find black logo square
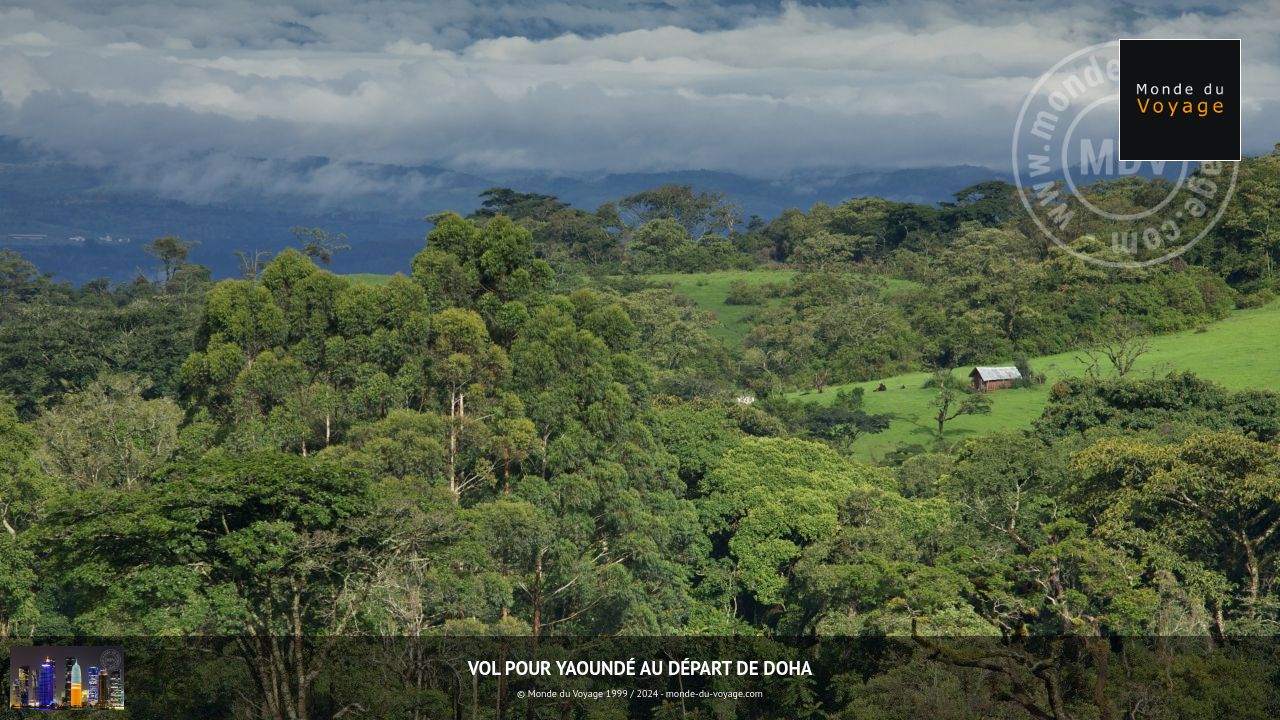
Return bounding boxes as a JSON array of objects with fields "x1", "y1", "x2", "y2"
[{"x1": 1119, "y1": 39, "x2": 1240, "y2": 161}]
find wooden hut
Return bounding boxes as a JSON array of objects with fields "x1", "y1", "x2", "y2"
[{"x1": 969, "y1": 366, "x2": 1022, "y2": 392}]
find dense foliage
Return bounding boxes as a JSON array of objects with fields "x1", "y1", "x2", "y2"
[{"x1": 3, "y1": 158, "x2": 1280, "y2": 718}]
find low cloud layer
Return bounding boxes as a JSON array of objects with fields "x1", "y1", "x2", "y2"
[{"x1": 2, "y1": 0, "x2": 1279, "y2": 201}]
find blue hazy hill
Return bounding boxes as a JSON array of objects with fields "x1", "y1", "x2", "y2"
[{"x1": 0, "y1": 138, "x2": 1006, "y2": 283}]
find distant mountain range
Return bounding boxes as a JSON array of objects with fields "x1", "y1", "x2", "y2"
[{"x1": 0, "y1": 136, "x2": 1006, "y2": 283}]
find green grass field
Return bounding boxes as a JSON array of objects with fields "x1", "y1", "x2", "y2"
[
  {"x1": 639, "y1": 270, "x2": 919, "y2": 344},
  {"x1": 792, "y1": 300, "x2": 1280, "y2": 463},
  {"x1": 639, "y1": 270, "x2": 796, "y2": 343}
]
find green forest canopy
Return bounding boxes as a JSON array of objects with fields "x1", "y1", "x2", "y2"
[{"x1": 3, "y1": 158, "x2": 1280, "y2": 718}]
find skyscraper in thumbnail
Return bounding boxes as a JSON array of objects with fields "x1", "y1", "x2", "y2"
[
  {"x1": 37, "y1": 657, "x2": 56, "y2": 708},
  {"x1": 64, "y1": 656, "x2": 73, "y2": 706},
  {"x1": 70, "y1": 658, "x2": 83, "y2": 707},
  {"x1": 98, "y1": 669, "x2": 109, "y2": 708},
  {"x1": 87, "y1": 665, "x2": 99, "y2": 706},
  {"x1": 10, "y1": 666, "x2": 33, "y2": 709},
  {"x1": 108, "y1": 670, "x2": 123, "y2": 709}
]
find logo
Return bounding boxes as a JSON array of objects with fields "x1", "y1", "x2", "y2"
[
  {"x1": 1012, "y1": 41, "x2": 1238, "y2": 268},
  {"x1": 1119, "y1": 39, "x2": 1241, "y2": 161},
  {"x1": 99, "y1": 648, "x2": 123, "y2": 672}
]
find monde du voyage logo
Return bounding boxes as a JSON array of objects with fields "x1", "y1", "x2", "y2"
[{"x1": 1013, "y1": 39, "x2": 1241, "y2": 268}]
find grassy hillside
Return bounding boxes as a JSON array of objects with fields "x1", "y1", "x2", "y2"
[
  {"x1": 792, "y1": 300, "x2": 1280, "y2": 463},
  {"x1": 639, "y1": 270, "x2": 920, "y2": 344},
  {"x1": 639, "y1": 270, "x2": 796, "y2": 343}
]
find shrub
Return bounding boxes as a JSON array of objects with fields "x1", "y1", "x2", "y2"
[
  {"x1": 1238, "y1": 288, "x2": 1276, "y2": 309},
  {"x1": 725, "y1": 280, "x2": 768, "y2": 306},
  {"x1": 1014, "y1": 356, "x2": 1045, "y2": 387}
]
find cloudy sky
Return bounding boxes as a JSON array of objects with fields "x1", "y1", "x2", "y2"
[{"x1": 2, "y1": 0, "x2": 1279, "y2": 187}]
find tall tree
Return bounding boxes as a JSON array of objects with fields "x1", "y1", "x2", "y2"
[
  {"x1": 1078, "y1": 432, "x2": 1280, "y2": 632},
  {"x1": 615, "y1": 184, "x2": 738, "y2": 238},
  {"x1": 428, "y1": 308, "x2": 511, "y2": 499},
  {"x1": 48, "y1": 452, "x2": 378, "y2": 720},
  {"x1": 932, "y1": 369, "x2": 992, "y2": 440},
  {"x1": 0, "y1": 397, "x2": 49, "y2": 640},
  {"x1": 36, "y1": 374, "x2": 183, "y2": 489},
  {"x1": 700, "y1": 437, "x2": 894, "y2": 612},
  {"x1": 291, "y1": 227, "x2": 351, "y2": 267},
  {"x1": 144, "y1": 235, "x2": 198, "y2": 282},
  {"x1": 470, "y1": 188, "x2": 568, "y2": 222}
]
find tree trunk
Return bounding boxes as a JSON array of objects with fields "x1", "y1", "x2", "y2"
[
  {"x1": 1088, "y1": 638, "x2": 1117, "y2": 720},
  {"x1": 1242, "y1": 532, "x2": 1261, "y2": 612},
  {"x1": 448, "y1": 391, "x2": 466, "y2": 498},
  {"x1": 291, "y1": 582, "x2": 309, "y2": 720},
  {"x1": 531, "y1": 552, "x2": 544, "y2": 639},
  {"x1": 1212, "y1": 602, "x2": 1226, "y2": 645}
]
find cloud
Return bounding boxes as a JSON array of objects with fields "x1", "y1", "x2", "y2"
[{"x1": 1, "y1": 0, "x2": 1278, "y2": 203}]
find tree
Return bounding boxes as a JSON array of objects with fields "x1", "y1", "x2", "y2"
[
  {"x1": 202, "y1": 279, "x2": 288, "y2": 362},
  {"x1": 144, "y1": 235, "x2": 198, "y2": 282},
  {"x1": 1076, "y1": 432, "x2": 1280, "y2": 632},
  {"x1": 791, "y1": 230, "x2": 864, "y2": 270},
  {"x1": 0, "y1": 530, "x2": 38, "y2": 639},
  {"x1": 928, "y1": 432, "x2": 1163, "y2": 720},
  {"x1": 413, "y1": 213, "x2": 553, "y2": 312},
  {"x1": 0, "y1": 284, "x2": 201, "y2": 419},
  {"x1": 321, "y1": 410, "x2": 446, "y2": 483},
  {"x1": 0, "y1": 397, "x2": 46, "y2": 538},
  {"x1": 612, "y1": 288, "x2": 734, "y2": 397},
  {"x1": 626, "y1": 218, "x2": 695, "y2": 272},
  {"x1": 1093, "y1": 314, "x2": 1152, "y2": 377},
  {"x1": 469, "y1": 187, "x2": 568, "y2": 222},
  {"x1": 534, "y1": 208, "x2": 617, "y2": 266},
  {"x1": 0, "y1": 398, "x2": 48, "y2": 639},
  {"x1": 291, "y1": 226, "x2": 351, "y2": 266},
  {"x1": 615, "y1": 184, "x2": 738, "y2": 239},
  {"x1": 429, "y1": 308, "x2": 511, "y2": 499},
  {"x1": 1036, "y1": 372, "x2": 1280, "y2": 442},
  {"x1": 939, "y1": 181, "x2": 1017, "y2": 227},
  {"x1": 35, "y1": 374, "x2": 183, "y2": 489},
  {"x1": 0, "y1": 249, "x2": 45, "y2": 306},
  {"x1": 782, "y1": 481, "x2": 970, "y2": 636},
  {"x1": 48, "y1": 452, "x2": 378, "y2": 720},
  {"x1": 235, "y1": 249, "x2": 274, "y2": 282},
  {"x1": 1200, "y1": 152, "x2": 1280, "y2": 283},
  {"x1": 797, "y1": 389, "x2": 891, "y2": 452},
  {"x1": 761, "y1": 207, "x2": 812, "y2": 261},
  {"x1": 499, "y1": 302, "x2": 704, "y2": 637},
  {"x1": 701, "y1": 437, "x2": 894, "y2": 610},
  {"x1": 931, "y1": 370, "x2": 991, "y2": 440}
]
